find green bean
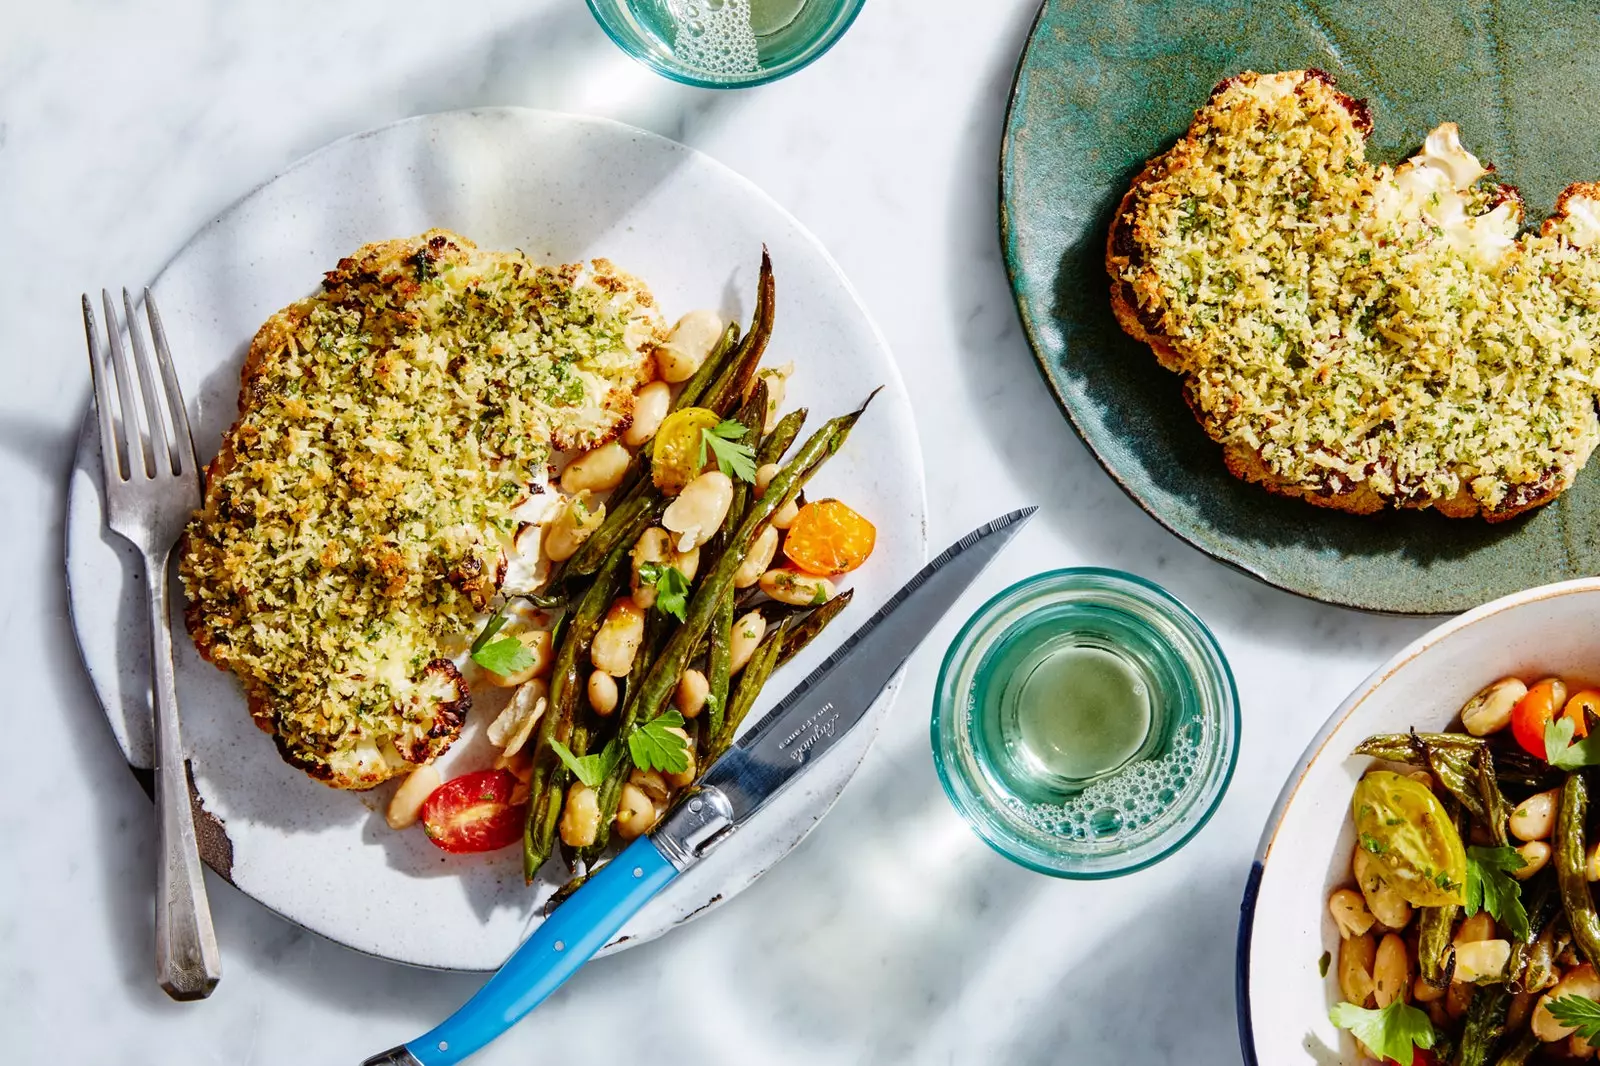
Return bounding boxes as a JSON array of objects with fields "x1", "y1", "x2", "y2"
[
  {"x1": 1472, "y1": 745, "x2": 1511, "y2": 847},
  {"x1": 1458, "y1": 984, "x2": 1511, "y2": 1066},
  {"x1": 581, "y1": 613, "x2": 670, "y2": 863},
  {"x1": 778, "y1": 590, "x2": 853, "y2": 668},
  {"x1": 672, "y1": 321, "x2": 741, "y2": 415},
  {"x1": 1556, "y1": 772, "x2": 1600, "y2": 968},
  {"x1": 702, "y1": 251, "x2": 774, "y2": 416},
  {"x1": 1419, "y1": 799, "x2": 1465, "y2": 987},
  {"x1": 1509, "y1": 871, "x2": 1560, "y2": 993},
  {"x1": 521, "y1": 520, "x2": 643, "y2": 881},
  {"x1": 1353, "y1": 734, "x2": 1557, "y2": 788},
  {"x1": 564, "y1": 493, "x2": 657, "y2": 578},
  {"x1": 711, "y1": 618, "x2": 791, "y2": 760},
  {"x1": 544, "y1": 871, "x2": 589, "y2": 915},
  {"x1": 1490, "y1": 1029, "x2": 1539, "y2": 1066},
  {"x1": 1414, "y1": 740, "x2": 1493, "y2": 828},
  {"x1": 707, "y1": 596, "x2": 733, "y2": 749},
  {"x1": 758, "y1": 408, "x2": 807, "y2": 467}
]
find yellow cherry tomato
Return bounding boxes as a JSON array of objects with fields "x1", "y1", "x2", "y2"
[
  {"x1": 651, "y1": 407, "x2": 720, "y2": 495},
  {"x1": 1350, "y1": 771, "x2": 1467, "y2": 907}
]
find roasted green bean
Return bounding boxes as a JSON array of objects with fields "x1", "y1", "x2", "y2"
[
  {"x1": 564, "y1": 493, "x2": 657, "y2": 578},
  {"x1": 711, "y1": 618, "x2": 791, "y2": 760},
  {"x1": 1555, "y1": 771, "x2": 1600, "y2": 969},
  {"x1": 702, "y1": 251, "x2": 774, "y2": 415},
  {"x1": 1490, "y1": 1029, "x2": 1539, "y2": 1066},
  {"x1": 778, "y1": 590, "x2": 853, "y2": 668},
  {"x1": 1509, "y1": 871, "x2": 1560, "y2": 993},
  {"x1": 759, "y1": 408, "x2": 807, "y2": 466},
  {"x1": 1457, "y1": 984, "x2": 1510, "y2": 1066},
  {"x1": 1354, "y1": 733, "x2": 1557, "y2": 788},
  {"x1": 707, "y1": 596, "x2": 733, "y2": 750}
]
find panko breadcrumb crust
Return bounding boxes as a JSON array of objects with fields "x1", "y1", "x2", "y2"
[
  {"x1": 1108, "y1": 70, "x2": 1600, "y2": 521},
  {"x1": 180, "y1": 230, "x2": 663, "y2": 789}
]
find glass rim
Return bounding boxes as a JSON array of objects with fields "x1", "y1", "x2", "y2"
[
  {"x1": 585, "y1": 0, "x2": 869, "y2": 90},
  {"x1": 931, "y1": 567, "x2": 1240, "y2": 879}
]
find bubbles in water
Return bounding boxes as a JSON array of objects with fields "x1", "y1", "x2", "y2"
[
  {"x1": 668, "y1": 0, "x2": 760, "y2": 76},
  {"x1": 1011, "y1": 716, "x2": 1213, "y2": 844}
]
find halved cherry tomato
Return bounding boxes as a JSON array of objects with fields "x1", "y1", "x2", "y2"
[
  {"x1": 1565, "y1": 689, "x2": 1600, "y2": 738},
  {"x1": 419, "y1": 769, "x2": 526, "y2": 853},
  {"x1": 651, "y1": 407, "x2": 720, "y2": 494},
  {"x1": 1386, "y1": 1050, "x2": 1438, "y2": 1066},
  {"x1": 782, "y1": 499, "x2": 877, "y2": 576},
  {"x1": 1510, "y1": 678, "x2": 1570, "y2": 760}
]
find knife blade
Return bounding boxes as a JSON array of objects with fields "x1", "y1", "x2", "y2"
[{"x1": 362, "y1": 507, "x2": 1035, "y2": 1066}]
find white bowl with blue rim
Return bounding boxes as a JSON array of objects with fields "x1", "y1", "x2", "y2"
[{"x1": 1237, "y1": 578, "x2": 1600, "y2": 1063}]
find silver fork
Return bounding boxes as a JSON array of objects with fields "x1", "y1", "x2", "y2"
[{"x1": 83, "y1": 288, "x2": 221, "y2": 1001}]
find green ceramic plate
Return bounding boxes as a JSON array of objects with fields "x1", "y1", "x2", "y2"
[{"x1": 1000, "y1": 0, "x2": 1600, "y2": 614}]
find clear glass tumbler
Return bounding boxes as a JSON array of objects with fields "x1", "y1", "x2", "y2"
[{"x1": 586, "y1": 0, "x2": 866, "y2": 88}]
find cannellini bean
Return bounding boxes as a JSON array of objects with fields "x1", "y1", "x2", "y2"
[
  {"x1": 1339, "y1": 933, "x2": 1377, "y2": 1008},
  {"x1": 1413, "y1": 974, "x2": 1445, "y2": 1004},
  {"x1": 1461, "y1": 677, "x2": 1529, "y2": 736},
  {"x1": 1511, "y1": 788, "x2": 1560, "y2": 842},
  {"x1": 544, "y1": 493, "x2": 605, "y2": 563},
  {"x1": 386, "y1": 765, "x2": 441, "y2": 830},
  {"x1": 663, "y1": 471, "x2": 734, "y2": 551},
  {"x1": 1587, "y1": 840, "x2": 1600, "y2": 882},
  {"x1": 614, "y1": 783, "x2": 658, "y2": 841},
  {"x1": 771, "y1": 496, "x2": 800, "y2": 530},
  {"x1": 559, "y1": 783, "x2": 600, "y2": 848},
  {"x1": 735, "y1": 525, "x2": 780, "y2": 589},
  {"x1": 1328, "y1": 888, "x2": 1376, "y2": 939},
  {"x1": 1516, "y1": 840, "x2": 1552, "y2": 880},
  {"x1": 1453, "y1": 940, "x2": 1511, "y2": 984},
  {"x1": 1373, "y1": 933, "x2": 1411, "y2": 1007},
  {"x1": 1456, "y1": 911, "x2": 1497, "y2": 945},
  {"x1": 756, "y1": 362, "x2": 793, "y2": 434},
  {"x1": 1575, "y1": 1033, "x2": 1599, "y2": 1060},
  {"x1": 629, "y1": 768, "x2": 671, "y2": 806},
  {"x1": 488, "y1": 678, "x2": 548, "y2": 757},
  {"x1": 561, "y1": 440, "x2": 630, "y2": 495},
  {"x1": 675, "y1": 544, "x2": 701, "y2": 583},
  {"x1": 623, "y1": 381, "x2": 672, "y2": 448},
  {"x1": 754, "y1": 462, "x2": 780, "y2": 497},
  {"x1": 1446, "y1": 975, "x2": 1473, "y2": 1019},
  {"x1": 676, "y1": 669, "x2": 709, "y2": 719},
  {"x1": 760, "y1": 567, "x2": 834, "y2": 606},
  {"x1": 1535, "y1": 965, "x2": 1600, "y2": 1041},
  {"x1": 656, "y1": 310, "x2": 724, "y2": 383},
  {"x1": 587, "y1": 670, "x2": 618, "y2": 716},
  {"x1": 730, "y1": 610, "x2": 767, "y2": 675},
  {"x1": 664, "y1": 728, "x2": 696, "y2": 790},
  {"x1": 485, "y1": 629, "x2": 553, "y2": 687},
  {"x1": 592, "y1": 598, "x2": 646, "y2": 677},
  {"x1": 631, "y1": 527, "x2": 671, "y2": 609},
  {"x1": 1354, "y1": 848, "x2": 1413, "y2": 930}
]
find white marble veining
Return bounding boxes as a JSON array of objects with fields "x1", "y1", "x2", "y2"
[{"x1": 1, "y1": 3, "x2": 1434, "y2": 1063}]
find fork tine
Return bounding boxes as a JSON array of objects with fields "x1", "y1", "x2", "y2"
[
  {"x1": 102, "y1": 289, "x2": 151, "y2": 479},
  {"x1": 123, "y1": 288, "x2": 174, "y2": 476},
  {"x1": 82, "y1": 295, "x2": 128, "y2": 482},
  {"x1": 143, "y1": 289, "x2": 198, "y2": 479}
]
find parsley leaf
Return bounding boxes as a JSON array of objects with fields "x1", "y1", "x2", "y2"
[
  {"x1": 1328, "y1": 1001, "x2": 1436, "y2": 1064},
  {"x1": 472, "y1": 635, "x2": 536, "y2": 677},
  {"x1": 1464, "y1": 845, "x2": 1529, "y2": 941},
  {"x1": 1545, "y1": 717, "x2": 1600, "y2": 769},
  {"x1": 700, "y1": 421, "x2": 757, "y2": 482},
  {"x1": 638, "y1": 561, "x2": 691, "y2": 622},
  {"x1": 629, "y1": 711, "x2": 692, "y2": 775},
  {"x1": 1550, "y1": 995, "x2": 1600, "y2": 1044},
  {"x1": 550, "y1": 738, "x2": 621, "y2": 789},
  {"x1": 470, "y1": 602, "x2": 511, "y2": 654}
]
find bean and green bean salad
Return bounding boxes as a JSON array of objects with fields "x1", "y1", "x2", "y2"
[
  {"x1": 1329, "y1": 675, "x2": 1600, "y2": 1065},
  {"x1": 383, "y1": 253, "x2": 883, "y2": 891}
]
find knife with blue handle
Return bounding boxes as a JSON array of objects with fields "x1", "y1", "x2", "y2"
[{"x1": 362, "y1": 508, "x2": 1035, "y2": 1066}]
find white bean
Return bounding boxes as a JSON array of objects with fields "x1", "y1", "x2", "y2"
[
  {"x1": 1461, "y1": 677, "x2": 1529, "y2": 736},
  {"x1": 1535, "y1": 965, "x2": 1600, "y2": 1041},
  {"x1": 559, "y1": 783, "x2": 600, "y2": 848},
  {"x1": 656, "y1": 310, "x2": 724, "y2": 383},
  {"x1": 1354, "y1": 848, "x2": 1413, "y2": 930},
  {"x1": 623, "y1": 381, "x2": 672, "y2": 448},
  {"x1": 756, "y1": 362, "x2": 793, "y2": 434},
  {"x1": 759, "y1": 567, "x2": 834, "y2": 607},
  {"x1": 662, "y1": 471, "x2": 733, "y2": 551},
  {"x1": 630, "y1": 527, "x2": 671, "y2": 609},
  {"x1": 1515, "y1": 841, "x2": 1552, "y2": 881},
  {"x1": 754, "y1": 462, "x2": 780, "y2": 497},
  {"x1": 730, "y1": 610, "x2": 767, "y2": 674},
  {"x1": 1373, "y1": 933, "x2": 1411, "y2": 1007},
  {"x1": 664, "y1": 728, "x2": 696, "y2": 790},
  {"x1": 561, "y1": 441, "x2": 630, "y2": 495},
  {"x1": 1456, "y1": 912, "x2": 1497, "y2": 944},
  {"x1": 1452, "y1": 940, "x2": 1510, "y2": 983},
  {"x1": 485, "y1": 629, "x2": 553, "y2": 687},
  {"x1": 1511, "y1": 788, "x2": 1560, "y2": 843},
  {"x1": 1413, "y1": 974, "x2": 1445, "y2": 1004},
  {"x1": 591, "y1": 598, "x2": 646, "y2": 677},
  {"x1": 735, "y1": 525, "x2": 780, "y2": 589},
  {"x1": 614, "y1": 783, "x2": 658, "y2": 841},
  {"x1": 587, "y1": 670, "x2": 618, "y2": 716},
  {"x1": 1588, "y1": 840, "x2": 1600, "y2": 882},
  {"x1": 1328, "y1": 887, "x2": 1376, "y2": 938},
  {"x1": 544, "y1": 494, "x2": 605, "y2": 563},
  {"x1": 771, "y1": 496, "x2": 800, "y2": 530},
  {"x1": 1339, "y1": 933, "x2": 1376, "y2": 1008},
  {"x1": 386, "y1": 765, "x2": 441, "y2": 830},
  {"x1": 676, "y1": 669, "x2": 709, "y2": 719},
  {"x1": 629, "y1": 768, "x2": 671, "y2": 806}
]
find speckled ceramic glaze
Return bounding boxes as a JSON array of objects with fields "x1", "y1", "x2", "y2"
[
  {"x1": 1001, "y1": 0, "x2": 1600, "y2": 614},
  {"x1": 64, "y1": 109, "x2": 926, "y2": 971},
  {"x1": 1237, "y1": 579, "x2": 1600, "y2": 1063}
]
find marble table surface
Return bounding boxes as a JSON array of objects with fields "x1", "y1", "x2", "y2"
[{"x1": 2, "y1": 2, "x2": 1438, "y2": 1062}]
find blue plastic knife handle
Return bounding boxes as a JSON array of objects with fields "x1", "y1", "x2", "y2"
[{"x1": 390, "y1": 836, "x2": 678, "y2": 1066}]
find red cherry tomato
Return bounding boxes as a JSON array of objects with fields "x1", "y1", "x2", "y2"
[
  {"x1": 1511, "y1": 678, "x2": 1570, "y2": 760},
  {"x1": 1389, "y1": 1049, "x2": 1438, "y2": 1066},
  {"x1": 419, "y1": 769, "x2": 526, "y2": 853}
]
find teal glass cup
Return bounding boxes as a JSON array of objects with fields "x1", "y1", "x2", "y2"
[
  {"x1": 932, "y1": 568, "x2": 1239, "y2": 878},
  {"x1": 586, "y1": 0, "x2": 866, "y2": 88}
]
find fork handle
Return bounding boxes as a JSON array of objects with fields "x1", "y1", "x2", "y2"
[{"x1": 146, "y1": 548, "x2": 221, "y2": 1000}]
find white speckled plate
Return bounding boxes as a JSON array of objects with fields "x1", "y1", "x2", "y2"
[{"x1": 64, "y1": 108, "x2": 926, "y2": 971}]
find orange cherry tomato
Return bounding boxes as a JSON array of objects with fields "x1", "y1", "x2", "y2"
[
  {"x1": 419, "y1": 769, "x2": 526, "y2": 853},
  {"x1": 782, "y1": 499, "x2": 877, "y2": 576},
  {"x1": 1510, "y1": 678, "x2": 1571, "y2": 760},
  {"x1": 1565, "y1": 689, "x2": 1600, "y2": 738}
]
